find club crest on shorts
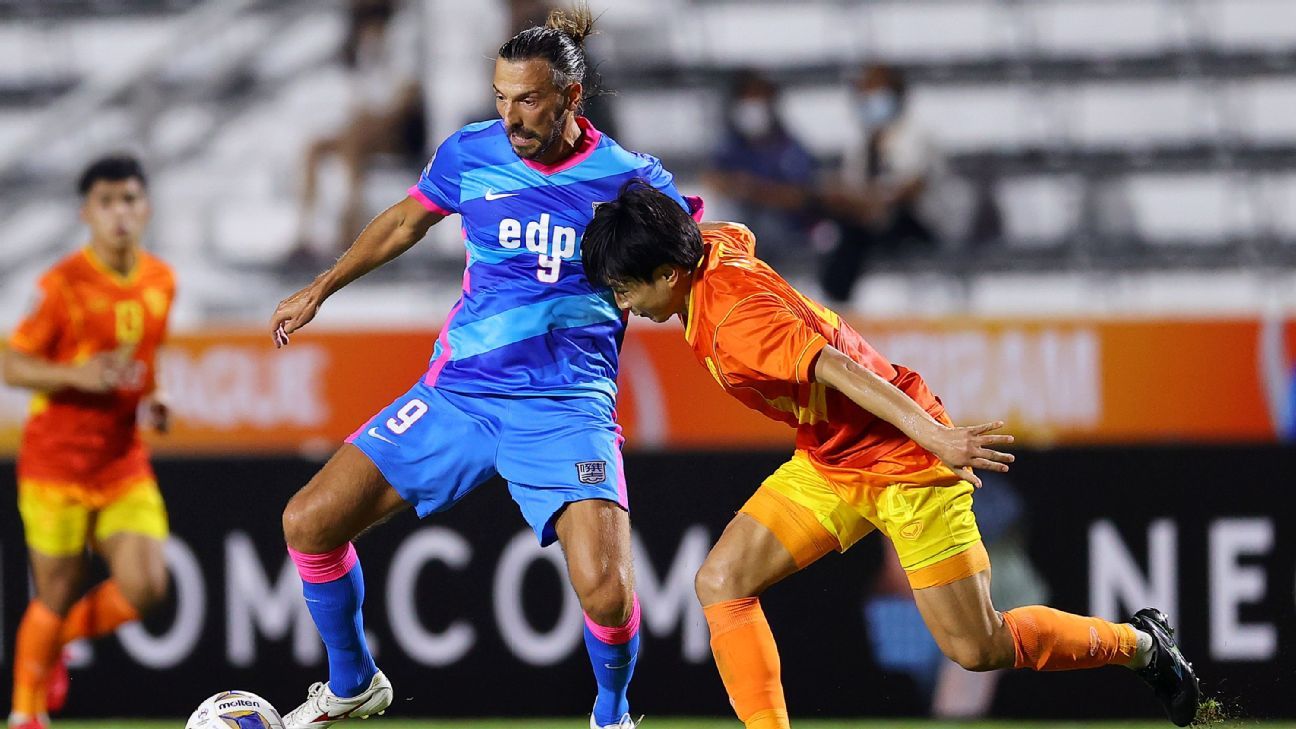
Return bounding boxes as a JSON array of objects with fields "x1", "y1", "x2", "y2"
[{"x1": 575, "y1": 460, "x2": 607, "y2": 484}]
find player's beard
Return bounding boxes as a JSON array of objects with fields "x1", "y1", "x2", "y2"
[{"x1": 511, "y1": 108, "x2": 570, "y2": 161}]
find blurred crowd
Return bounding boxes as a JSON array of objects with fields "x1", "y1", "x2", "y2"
[
  {"x1": 285, "y1": 0, "x2": 976, "y2": 304},
  {"x1": 704, "y1": 64, "x2": 965, "y2": 303}
]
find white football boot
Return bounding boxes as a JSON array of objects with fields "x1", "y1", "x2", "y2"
[
  {"x1": 282, "y1": 670, "x2": 393, "y2": 729},
  {"x1": 7, "y1": 712, "x2": 49, "y2": 729},
  {"x1": 589, "y1": 704, "x2": 641, "y2": 729}
]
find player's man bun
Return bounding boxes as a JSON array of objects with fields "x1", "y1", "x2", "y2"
[
  {"x1": 544, "y1": 4, "x2": 595, "y2": 46},
  {"x1": 499, "y1": 2, "x2": 598, "y2": 101}
]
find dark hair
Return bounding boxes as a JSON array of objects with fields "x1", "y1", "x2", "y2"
[
  {"x1": 582, "y1": 180, "x2": 703, "y2": 287},
  {"x1": 727, "y1": 68, "x2": 790, "y2": 139},
  {"x1": 860, "y1": 63, "x2": 907, "y2": 101},
  {"x1": 498, "y1": 4, "x2": 597, "y2": 101},
  {"x1": 730, "y1": 68, "x2": 777, "y2": 101},
  {"x1": 78, "y1": 154, "x2": 147, "y2": 196}
]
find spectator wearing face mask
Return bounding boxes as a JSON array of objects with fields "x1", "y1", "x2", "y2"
[
  {"x1": 702, "y1": 70, "x2": 817, "y2": 266},
  {"x1": 818, "y1": 63, "x2": 953, "y2": 304}
]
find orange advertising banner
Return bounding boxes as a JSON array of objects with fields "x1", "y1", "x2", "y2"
[{"x1": 1, "y1": 317, "x2": 1293, "y2": 456}]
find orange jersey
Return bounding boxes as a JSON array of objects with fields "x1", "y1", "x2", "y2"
[
  {"x1": 684, "y1": 223, "x2": 959, "y2": 488},
  {"x1": 8, "y1": 247, "x2": 175, "y2": 485}
]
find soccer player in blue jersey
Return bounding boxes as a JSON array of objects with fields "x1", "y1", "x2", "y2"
[{"x1": 268, "y1": 7, "x2": 696, "y2": 729}]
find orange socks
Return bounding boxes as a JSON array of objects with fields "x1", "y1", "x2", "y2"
[
  {"x1": 11, "y1": 582, "x2": 141, "y2": 718},
  {"x1": 703, "y1": 598, "x2": 790, "y2": 729},
  {"x1": 59, "y1": 580, "x2": 140, "y2": 644},
  {"x1": 1002, "y1": 605, "x2": 1138, "y2": 671},
  {"x1": 11, "y1": 601, "x2": 63, "y2": 717}
]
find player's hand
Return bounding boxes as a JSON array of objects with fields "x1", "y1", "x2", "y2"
[
  {"x1": 270, "y1": 283, "x2": 323, "y2": 348},
  {"x1": 143, "y1": 393, "x2": 170, "y2": 434},
  {"x1": 925, "y1": 420, "x2": 1015, "y2": 488},
  {"x1": 110, "y1": 343, "x2": 146, "y2": 391},
  {"x1": 70, "y1": 354, "x2": 129, "y2": 393}
]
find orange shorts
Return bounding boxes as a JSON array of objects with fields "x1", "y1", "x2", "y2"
[
  {"x1": 739, "y1": 450, "x2": 988, "y2": 589},
  {"x1": 17, "y1": 475, "x2": 169, "y2": 557}
]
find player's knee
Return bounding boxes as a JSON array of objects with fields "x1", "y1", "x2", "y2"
[
  {"x1": 281, "y1": 501, "x2": 307, "y2": 549},
  {"x1": 282, "y1": 496, "x2": 329, "y2": 553},
  {"x1": 572, "y1": 569, "x2": 633, "y2": 626},
  {"x1": 35, "y1": 580, "x2": 82, "y2": 616},
  {"x1": 579, "y1": 584, "x2": 633, "y2": 627},
  {"x1": 942, "y1": 637, "x2": 1012, "y2": 672},
  {"x1": 572, "y1": 557, "x2": 637, "y2": 622},
  {"x1": 694, "y1": 558, "x2": 743, "y2": 605},
  {"x1": 124, "y1": 570, "x2": 170, "y2": 615}
]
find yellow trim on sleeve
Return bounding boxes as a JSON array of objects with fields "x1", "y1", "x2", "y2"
[{"x1": 792, "y1": 334, "x2": 828, "y2": 384}]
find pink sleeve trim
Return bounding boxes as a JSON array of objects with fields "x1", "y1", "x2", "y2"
[
  {"x1": 289, "y1": 543, "x2": 359, "y2": 584},
  {"x1": 408, "y1": 185, "x2": 453, "y2": 216},
  {"x1": 685, "y1": 195, "x2": 705, "y2": 221},
  {"x1": 584, "y1": 594, "x2": 641, "y2": 644}
]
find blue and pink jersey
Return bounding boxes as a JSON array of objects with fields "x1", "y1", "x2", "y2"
[{"x1": 408, "y1": 116, "x2": 690, "y2": 401}]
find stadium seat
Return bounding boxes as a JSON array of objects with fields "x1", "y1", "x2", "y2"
[
  {"x1": 249, "y1": 11, "x2": 345, "y2": 83},
  {"x1": 1258, "y1": 174, "x2": 1296, "y2": 241},
  {"x1": 1066, "y1": 81, "x2": 1219, "y2": 149},
  {"x1": 0, "y1": 199, "x2": 73, "y2": 269},
  {"x1": 0, "y1": 108, "x2": 41, "y2": 152},
  {"x1": 149, "y1": 164, "x2": 224, "y2": 258},
  {"x1": 692, "y1": 3, "x2": 855, "y2": 67},
  {"x1": 35, "y1": 106, "x2": 136, "y2": 178},
  {"x1": 1023, "y1": 0, "x2": 1188, "y2": 58},
  {"x1": 1227, "y1": 78, "x2": 1296, "y2": 145},
  {"x1": 612, "y1": 88, "x2": 719, "y2": 159},
  {"x1": 62, "y1": 17, "x2": 180, "y2": 80},
  {"x1": 148, "y1": 202, "x2": 207, "y2": 260},
  {"x1": 853, "y1": 0, "x2": 1019, "y2": 62},
  {"x1": 586, "y1": 0, "x2": 691, "y2": 66},
  {"x1": 211, "y1": 198, "x2": 298, "y2": 267},
  {"x1": 269, "y1": 67, "x2": 355, "y2": 143},
  {"x1": 157, "y1": 14, "x2": 273, "y2": 86},
  {"x1": 149, "y1": 104, "x2": 218, "y2": 159},
  {"x1": 0, "y1": 23, "x2": 55, "y2": 86},
  {"x1": 995, "y1": 175, "x2": 1086, "y2": 245},
  {"x1": 778, "y1": 86, "x2": 856, "y2": 158},
  {"x1": 1200, "y1": 0, "x2": 1296, "y2": 52},
  {"x1": 906, "y1": 84, "x2": 1053, "y2": 152},
  {"x1": 1124, "y1": 172, "x2": 1259, "y2": 243}
]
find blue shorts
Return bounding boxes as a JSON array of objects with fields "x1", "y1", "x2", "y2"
[{"x1": 347, "y1": 380, "x2": 626, "y2": 546}]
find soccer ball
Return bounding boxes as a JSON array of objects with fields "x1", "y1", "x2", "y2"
[{"x1": 185, "y1": 690, "x2": 285, "y2": 729}]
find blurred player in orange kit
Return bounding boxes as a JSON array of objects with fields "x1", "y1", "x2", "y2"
[
  {"x1": 580, "y1": 181, "x2": 1201, "y2": 728},
  {"x1": 4, "y1": 155, "x2": 175, "y2": 729}
]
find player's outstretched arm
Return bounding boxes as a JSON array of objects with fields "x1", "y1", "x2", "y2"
[
  {"x1": 271, "y1": 196, "x2": 443, "y2": 347},
  {"x1": 2, "y1": 349, "x2": 126, "y2": 394},
  {"x1": 813, "y1": 344, "x2": 1014, "y2": 487}
]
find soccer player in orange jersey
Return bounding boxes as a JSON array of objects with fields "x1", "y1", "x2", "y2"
[
  {"x1": 580, "y1": 182, "x2": 1201, "y2": 727},
  {"x1": 4, "y1": 156, "x2": 175, "y2": 729}
]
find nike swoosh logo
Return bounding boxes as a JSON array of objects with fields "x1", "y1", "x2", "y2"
[
  {"x1": 368, "y1": 427, "x2": 397, "y2": 446},
  {"x1": 484, "y1": 190, "x2": 518, "y2": 201},
  {"x1": 311, "y1": 706, "x2": 359, "y2": 723},
  {"x1": 603, "y1": 661, "x2": 632, "y2": 670}
]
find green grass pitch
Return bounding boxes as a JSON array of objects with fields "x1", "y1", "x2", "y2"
[{"x1": 52, "y1": 720, "x2": 1296, "y2": 729}]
